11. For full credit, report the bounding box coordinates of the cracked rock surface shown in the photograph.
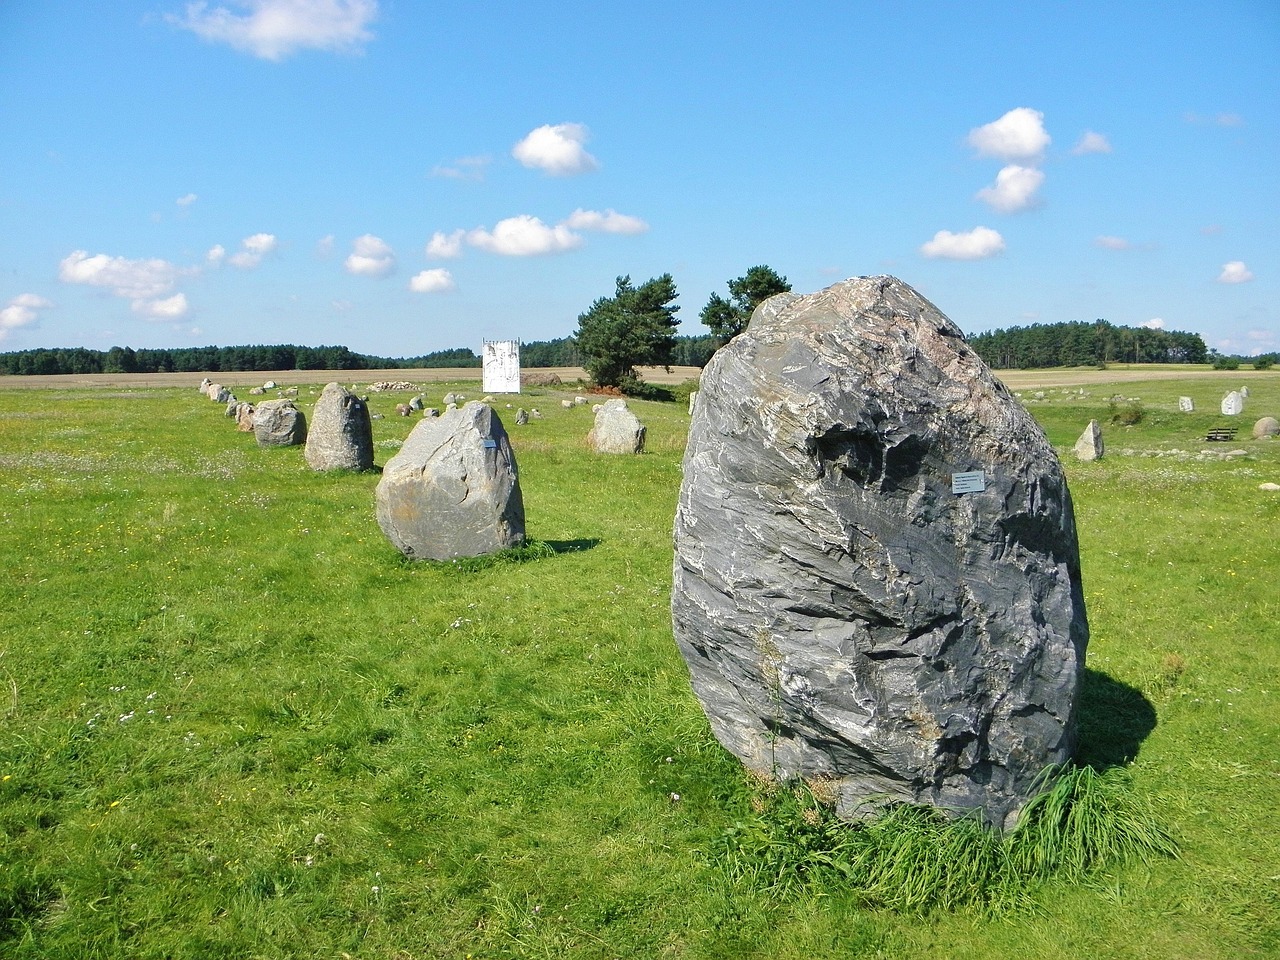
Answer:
[671,276,1088,830]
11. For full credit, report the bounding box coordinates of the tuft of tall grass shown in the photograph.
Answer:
[716,763,1177,915]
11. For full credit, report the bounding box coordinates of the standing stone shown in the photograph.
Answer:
[408,395,425,412]
[234,402,256,432]
[562,399,575,409]
[375,402,525,560]
[1178,396,1194,413]
[253,399,307,447]
[263,380,278,390]
[442,392,458,406]
[515,408,529,425]
[1240,386,1249,398]
[1073,419,1104,461]
[305,382,374,471]
[224,398,240,418]
[1222,391,1244,416]
[199,377,213,393]
[588,399,646,454]
[672,276,1088,831]
[1253,416,1279,439]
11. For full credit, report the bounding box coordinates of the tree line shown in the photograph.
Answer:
[967,320,1207,368]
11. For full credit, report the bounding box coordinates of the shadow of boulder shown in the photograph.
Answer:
[1074,667,1158,770]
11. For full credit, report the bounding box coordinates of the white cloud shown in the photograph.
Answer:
[1141,318,1165,329]
[133,293,190,319]
[1072,131,1112,155]
[919,226,1005,260]
[228,232,278,268]
[512,123,599,176]
[169,0,378,61]
[1218,260,1255,284]
[316,234,335,257]
[59,250,182,300]
[0,293,51,340]
[563,208,649,234]
[975,164,1044,213]
[176,192,199,207]
[430,155,490,181]
[1094,235,1131,250]
[409,268,455,293]
[426,229,466,259]
[345,233,395,276]
[206,244,227,265]
[466,215,583,256]
[967,107,1051,161]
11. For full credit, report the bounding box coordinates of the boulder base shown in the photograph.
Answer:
[375,402,525,560]
[671,276,1088,830]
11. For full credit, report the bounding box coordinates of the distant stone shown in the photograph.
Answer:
[483,396,495,403]
[396,404,411,417]
[530,408,543,419]
[224,398,240,418]
[561,399,574,409]
[263,380,278,390]
[305,382,374,471]
[234,402,256,432]
[375,402,525,560]
[249,386,266,396]
[408,395,424,412]
[574,396,588,406]
[672,275,1088,831]
[1073,419,1104,461]
[1241,386,1250,398]
[1033,391,1045,400]
[1260,482,1280,492]
[588,398,646,454]
[1253,417,1279,439]
[1178,396,1194,412]
[199,377,213,393]
[515,408,529,425]
[522,372,561,387]
[446,402,458,412]
[423,408,440,418]
[253,399,307,447]
[282,387,299,398]
[1222,391,1244,416]
[207,383,227,402]
[1226,449,1249,457]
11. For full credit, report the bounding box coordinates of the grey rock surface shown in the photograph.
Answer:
[588,399,646,454]
[233,402,256,432]
[305,382,374,471]
[253,399,307,447]
[1073,419,1104,461]
[375,402,525,560]
[671,275,1088,830]
[1253,416,1279,439]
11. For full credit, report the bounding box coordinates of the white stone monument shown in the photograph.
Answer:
[482,340,521,394]
[1178,396,1194,413]
[1221,391,1244,416]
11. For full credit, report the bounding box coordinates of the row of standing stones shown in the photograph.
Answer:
[198,377,647,561]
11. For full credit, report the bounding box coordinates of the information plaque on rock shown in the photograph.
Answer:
[951,470,986,494]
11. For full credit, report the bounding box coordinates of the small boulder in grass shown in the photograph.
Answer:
[588,399,645,454]
[253,399,307,447]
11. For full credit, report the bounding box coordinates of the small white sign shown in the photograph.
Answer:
[952,470,986,494]
[482,339,522,394]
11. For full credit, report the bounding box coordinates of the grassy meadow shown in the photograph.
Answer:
[1,368,1277,958]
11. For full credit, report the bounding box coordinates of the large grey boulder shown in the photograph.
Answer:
[305,382,374,471]
[1073,419,1104,461]
[253,399,307,447]
[671,276,1088,831]
[588,399,646,454]
[1253,416,1279,439]
[375,402,525,560]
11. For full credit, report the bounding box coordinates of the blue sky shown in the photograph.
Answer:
[1,0,1275,359]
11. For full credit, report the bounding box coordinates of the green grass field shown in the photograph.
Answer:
[1,369,1277,959]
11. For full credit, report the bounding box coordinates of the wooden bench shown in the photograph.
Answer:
[1205,426,1237,442]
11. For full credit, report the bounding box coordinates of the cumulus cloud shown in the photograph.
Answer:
[563,208,649,234]
[975,164,1044,213]
[512,123,599,176]
[426,229,466,259]
[1094,235,1131,250]
[967,107,1051,161]
[466,215,583,256]
[919,226,1005,261]
[430,155,490,181]
[1141,318,1165,330]
[1072,131,1112,155]
[228,232,278,268]
[345,234,395,276]
[176,192,199,207]
[0,293,51,340]
[206,244,227,265]
[59,250,182,300]
[169,0,378,61]
[1218,260,1254,284]
[409,268,455,293]
[133,293,190,319]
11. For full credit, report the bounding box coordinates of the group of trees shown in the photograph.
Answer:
[0,344,480,377]
[967,320,1208,369]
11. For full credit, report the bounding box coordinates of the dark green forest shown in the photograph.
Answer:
[0,320,1245,377]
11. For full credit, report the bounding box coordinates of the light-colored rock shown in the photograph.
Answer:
[305,382,374,471]
[375,402,525,560]
[234,402,256,432]
[588,398,645,454]
[249,386,266,396]
[574,396,588,406]
[1252,416,1279,439]
[408,395,424,412]
[515,408,529,425]
[1073,419,1104,461]
[671,276,1087,831]
[1222,391,1244,416]
[263,380,277,390]
[1178,396,1194,412]
[562,399,575,409]
[423,408,440,418]
[396,404,411,417]
[688,390,699,414]
[253,399,307,447]
[1260,482,1280,492]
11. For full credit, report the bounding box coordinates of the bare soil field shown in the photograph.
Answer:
[0,363,1253,391]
